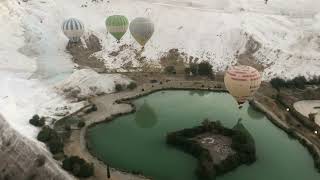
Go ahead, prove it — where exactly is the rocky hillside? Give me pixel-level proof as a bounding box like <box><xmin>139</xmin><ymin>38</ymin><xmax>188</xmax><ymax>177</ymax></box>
<box><xmin>0</xmin><ymin>115</ymin><xmax>74</xmax><ymax>180</ymax></box>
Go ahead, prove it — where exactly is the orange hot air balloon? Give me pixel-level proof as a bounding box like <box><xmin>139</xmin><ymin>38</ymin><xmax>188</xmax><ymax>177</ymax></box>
<box><xmin>224</xmin><ymin>65</ymin><xmax>261</xmax><ymax>108</ymax></box>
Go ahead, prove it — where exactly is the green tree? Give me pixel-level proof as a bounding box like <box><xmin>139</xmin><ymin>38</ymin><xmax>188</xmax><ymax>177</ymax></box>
<box><xmin>198</xmin><ymin>61</ymin><xmax>212</xmax><ymax>76</ymax></box>
<box><xmin>127</xmin><ymin>82</ymin><xmax>137</xmax><ymax>90</ymax></box>
<box><xmin>29</xmin><ymin>115</ymin><xmax>45</xmax><ymax>127</ymax></box>
<box><xmin>270</xmin><ymin>77</ymin><xmax>286</xmax><ymax>90</ymax></box>
<box><xmin>164</xmin><ymin>66</ymin><xmax>176</xmax><ymax>74</ymax></box>
<box><xmin>77</xmin><ymin>121</ymin><xmax>85</xmax><ymax>128</ymax></box>
<box><xmin>115</xmin><ymin>84</ymin><xmax>123</xmax><ymax>92</ymax></box>
<box><xmin>62</xmin><ymin>156</ymin><xmax>94</xmax><ymax>178</ymax></box>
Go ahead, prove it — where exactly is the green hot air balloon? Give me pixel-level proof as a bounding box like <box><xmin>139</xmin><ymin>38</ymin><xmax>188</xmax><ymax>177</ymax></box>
<box><xmin>129</xmin><ymin>17</ymin><xmax>154</xmax><ymax>48</ymax></box>
<box><xmin>105</xmin><ymin>15</ymin><xmax>129</xmax><ymax>42</ymax></box>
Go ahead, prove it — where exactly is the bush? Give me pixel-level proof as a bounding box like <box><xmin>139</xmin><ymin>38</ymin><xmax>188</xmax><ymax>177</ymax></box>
<box><xmin>185</xmin><ymin>67</ymin><xmax>191</xmax><ymax>75</ymax></box>
<box><xmin>77</xmin><ymin>121</ymin><xmax>85</xmax><ymax>128</ymax></box>
<box><xmin>29</xmin><ymin>115</ymin><xmax>45</xmax><ymax>127</ymax></box>
<box><xmin>127</xmin><ymin>82</ymin><xmax>137</xmax><ymax>90</ymax></box>
<box><xmin>64</xmin><ymin>125</ymin><xmax>71</xmax><ymax>131</ymax></box>
<box><xmin>150</xmin><ymin>79</ymin><xmax>158</xmax><ymax>83</ymax></box>
<box><xmin>164</xmin><ymin>66</ymin><xmax>176</xmax><ymax>74</ymax></box>
<box><xmin>270</xmin><ymin>76</ymin><xmax>316</xmax><ymax>90</ymax></box>
<box><xmin>115</xmin><ymin>84</ymin><xmax>123</xmax><ymax>92</ymax></box>
<box><xmin>190</xmin><ymin>63</ymin><xmax>198</xmax><ymax>75</ymax></box>
<box><xmin>270</xmin><ymin>77</ymin><xmax>286</xmax><ymax>90</ymax></box>
<box><xmin>198</xmin><ymin>61</ymin><xmax>213</xmax><ymax>76</ymax></box>
<box><xmin>91</xmin><ymin>104</ymin><xmax>97</xmax><ymax>111</ymax></box>
<box><xmin>37</xmin><ymin>126</ymin><xmax>54</xmax><ymax>142</ymax></box>
<box><xmin>48</xmin><ymin>138</ymin><xmax>64</xmax><ymax>154</ymax></box>
<box><xmin>292</xmin><ymin>76</ymin><xmax>307</xmax><ymax>89</ymax></box>
<box><xmin>37</xmin><ymin>126</ymin><xmax>64</xmax><ymax>154</ymax></box>
<box><xmin>62</xmin><ymin>156</ymin><xmax>94</xmax><ymax>178</ymax></box>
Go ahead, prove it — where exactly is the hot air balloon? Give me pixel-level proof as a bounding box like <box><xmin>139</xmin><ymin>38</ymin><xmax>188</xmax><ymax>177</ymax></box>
<box><xmin>105</xmin><ymin>15</ymin><xmax>129</xmax><ymax>42</ymax></box>
<box><xmin>62</xmin><ymin>18</ymin><xmax>84</xmax><ymax>43</ymax></box>
<box><xmin>224</xmin><ymin>65</ymin><xmax>261</xmax><ymax>108</ymax></box>
<box><xmin>129</xmin><ymin>17</ymin><xmax>154</xmax><ymax>48</ymax></box>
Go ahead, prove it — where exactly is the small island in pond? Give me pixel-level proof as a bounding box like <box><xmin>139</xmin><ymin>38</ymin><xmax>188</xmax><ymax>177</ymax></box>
<box><xmin>166</xmin><ymin>119</ymin><xmax>256</xmax><ymax>180</ymax></box>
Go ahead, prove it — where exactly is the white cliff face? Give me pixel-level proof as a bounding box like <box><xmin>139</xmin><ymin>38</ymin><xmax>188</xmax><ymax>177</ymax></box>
<box><xmin>54</xmin><ymin>69</ymin><xmax>132</xmax><ymax>99</ymax></box>
<box><xmin>0</xmin><ymin>115</ymin><xmax>74</xmax><ymax>180</ymax></box>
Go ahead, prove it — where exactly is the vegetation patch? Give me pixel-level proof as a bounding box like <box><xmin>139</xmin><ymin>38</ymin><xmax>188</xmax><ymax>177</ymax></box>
<box><xmin>166</xmin><ymin>120</ymin><xmax>256</xmax><ymax>180</ymax></box>
<box><xmin>29</xmin><ymin>114</ymin><xmax>45</xmax><ymax>127</ymax></box>
<box><xmin>62</xmin><ymin>156</ymin><xmax>94</xmax><ymax>178</ymax></box>
<box><xmin>270</xmin><ymin>76</ymin><xmax>320</xmax><ymax>90</ymax></box>
<box><xmin>186</xmin><ymin>61</ymin><xmax>213</xmax><ymax>77</ymax></box>
<box><xmin>127</xmin><ymin>81</ymin><xmax>137</xmax><ymax>90</ymax></box>
<box><xmin>37</xmin><ymin>126</ymin><xmax>64</xmax><ymax>154</ymax></box>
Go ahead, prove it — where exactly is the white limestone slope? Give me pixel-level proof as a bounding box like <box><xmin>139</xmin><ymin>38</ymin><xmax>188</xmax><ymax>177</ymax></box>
<box><xmin>54</xmin><ymin>0</ymin><xmax>320</xmax><ymax>79</ymax></box>
<box><xmin>294</xmin><ymin>100</ymin><xmax>320</xmax><ymax>126</ymax></box>
<box><xmin>54</xmin><ymin>69</ymin><xmax>131</xmax><ymax>99</ymax></box>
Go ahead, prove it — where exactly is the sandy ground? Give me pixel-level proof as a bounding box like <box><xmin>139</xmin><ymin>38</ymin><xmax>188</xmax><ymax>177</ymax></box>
<box><xmin>64</xmin><ymin>77</ymin><xmax>223</xmax><ymax>180</ymax></box>
<box><xmin>294</xmin><ymin>100</ymin><xmax>320</xmax><ymax>126</ymax></box>
<box><xmin>194</xmin><ymin>133</ymin><xmax>235</xmax><ymax>164</ymax></box>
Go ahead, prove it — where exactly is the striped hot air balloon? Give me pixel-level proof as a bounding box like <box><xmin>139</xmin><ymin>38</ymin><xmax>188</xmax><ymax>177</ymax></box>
<box><xmin>224</xmin><ymin>65</ymin><xmax>261</xmax><ymax>107</ymax></box>
<box><xmin>129</xmin><ymin>17</ymin><xmax>154</xmax><ymax>47</ymax></box>
<box><xmin>105</xmin><ymin>15</ymin><xmax>129</xmax><ymax>42</ymax></box>
<box><xmin>62</xmin><ymin>18</ymin><xmax>84</xmax><ymax>43</ymax></box>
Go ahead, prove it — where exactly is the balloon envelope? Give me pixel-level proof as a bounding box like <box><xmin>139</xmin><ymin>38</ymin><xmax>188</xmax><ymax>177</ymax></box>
<box><xmin>62</xmin><ymin>18</ymin><xmax>84</xmax><ymax>42</ymax></box>
<box><xmin>129</xmin><ymin>17</ymin><xmax>154</xmax><ymax>47</ymax></box>
<box><xmin>106</xmin><ymin>15</ymin><xmax>129</xmax><ymax>41</ymax></box>
<box><xmin>224</xmin><ymin>65</ymin><xmax>261</xmax><ymax>105</ymax></box>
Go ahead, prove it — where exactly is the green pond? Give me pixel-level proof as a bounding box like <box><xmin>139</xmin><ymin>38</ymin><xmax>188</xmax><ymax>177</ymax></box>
<box><xmin>87</xmin><ymin>90</ymin><xmax>320</xmax><ymax>180</ymax></box>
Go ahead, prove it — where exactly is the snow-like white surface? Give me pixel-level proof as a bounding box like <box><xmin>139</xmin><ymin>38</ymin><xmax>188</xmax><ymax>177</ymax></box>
<box><xmin>294</xmin><ymin>100</ymin><xmax>320</xmax><ymax>126</ymax></box>
<box><xmin>55</xmin><ymin>69</ymin><xmax>131</xmax><ymax>99</ymax></box>
<box><xmin>1</xmin><ymin>0</ymin><xmax>320</xmax><ymax>139</ymax></box>
<box><xmin>54</xmin><ymin>0</ymin><xmax>320</xmax><ymax>79</ymax></box>
<box><xmin>0</xmin><ymin>70</ymin><xmax>86</xmax><ymax>139</ymax></box>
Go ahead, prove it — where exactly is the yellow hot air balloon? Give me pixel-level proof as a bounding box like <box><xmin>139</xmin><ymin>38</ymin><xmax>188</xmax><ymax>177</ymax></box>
<box><xmin>224</xmin><ymin>65</ymin><xmax>261</xmax><ymax>108</ymax></box>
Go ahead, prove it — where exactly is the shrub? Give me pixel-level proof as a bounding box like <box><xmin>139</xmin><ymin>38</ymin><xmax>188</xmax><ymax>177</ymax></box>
<box><xmin>198</xmin><ymin>61</ymin><xmax>213</xmax><ymax>76</ymax></box>
<box><xmin>32</xmin><ymin>114</ymin><xmax>40</xmax><ymax>121</ymax></box>
<box><xmin>29</xmin><ymin>115</ymin><xmax>45</xmax><ymax>127</ymax></box>
<box><xmin>127</xmin><ymin>82</ymin><xmax>137</xmax><ymax>90</ymax></box>
<box><xmin>91</xmin><ymin>104</ymin><xmax>97</xmax><ymax>112</ymax></box>
<box><xmin>64</xmin><ymin>125</ymin><xmax>71</xmax><ymax>131</ymax></box>
<box><xmin>164</xmin><ymin>66</ymin><xmax>176</xmax><ymax>74</ymax></box>
<box><xmin>37</xmin><ymin>126</ymin><xmax>53</xmax><ymax>142</ymax></box>
<box><xmin>292</xmin><ymin>76</ymin><xmax>307</xmax><ymax>89</ymax></box>
<box><xmin>37</xmin><ymin>126</ymin><xmax>64</xmax><ymax>154</ymax></box>
<box><xmin>115</xmin><ymin>84</ymin><xmax>123</xmax><ymax>92</ymax></box>
<box><xmin>184</xmin><ymin>67</ymin><xmax>191</xmax><ymax>75</ymax></box>
<box><xmin>62</xmin><ymin>156</ymin><xmax>94</xmax><ymax>178</ymax></box>
<box><xmin>48</xmin><ymin>138</ymin><xmax>64</xmax><ymax>154</ymax></box>
<box><xmin>150</xmin><ymin>79</ymin><xmax>158</xmax><ymax>83</ymax></box>
<box><xmin>270</xmin><ymin>77</ymin><xmax>286</xmax><ymax>90</ymax></box>
<box><xmin>77</xmin><ymin>121</ymin><xmax>85</xmax><ymax>128</ymax></box>
<box><xmin>190</xmin><ymin>63</ymin><xmax>198</xmax><ymax>75</ymax></box>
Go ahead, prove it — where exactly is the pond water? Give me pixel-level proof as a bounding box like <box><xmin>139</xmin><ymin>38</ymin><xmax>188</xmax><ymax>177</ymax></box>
<box><xmin>87</xmin><ymin>90</ymin><xmax>320</xmax><ymax>180</ymax></box>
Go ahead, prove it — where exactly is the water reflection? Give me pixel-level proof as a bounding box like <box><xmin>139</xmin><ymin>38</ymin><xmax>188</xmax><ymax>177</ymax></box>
<box><xmin>247</xmin><ymin>107</ymin><xmax>265</xmax><ymax>120</ymax></box>
<box><xmin>233</xmin><ymin>118</ymin><xmax>254</xmax><ymax>142</ymax></box>
<box><xmin>134</xmin><ymin>100</ymin><xmax>158</xmax><ymax>128</ymax></box>
<box><xmin>189</xmin><ymin>90</ymin><xmax>210</xmax><ymax>97</ymax></box>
